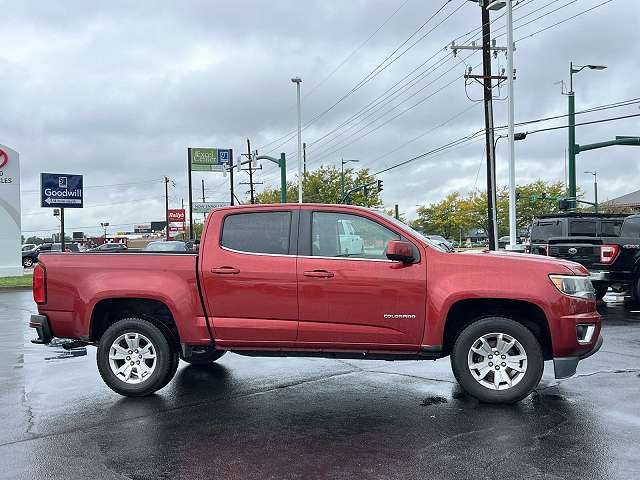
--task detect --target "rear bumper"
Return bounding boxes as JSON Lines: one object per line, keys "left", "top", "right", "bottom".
{"left": 553, "top": 334, "right": 603, "bottom": 379}
{"left": 588, "top": 269, "right": 634, "bottom": 284}
{"left": 29, "top": 314, "right": 53, "bottom": 344}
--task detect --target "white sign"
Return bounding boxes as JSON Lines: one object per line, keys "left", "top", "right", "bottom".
{"left": 193, "top": 201, "right": 230, "bottom": 213}
{"left": 0, "top": 144, "right": 22, "bottom": 277}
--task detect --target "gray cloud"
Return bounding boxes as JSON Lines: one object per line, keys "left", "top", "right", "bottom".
{"left": 1, "top": 0, "right": 638, "bottom": 236}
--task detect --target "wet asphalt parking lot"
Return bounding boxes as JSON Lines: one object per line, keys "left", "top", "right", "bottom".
{"left": 0, "top": 289, "right": 639, "bottom": 480}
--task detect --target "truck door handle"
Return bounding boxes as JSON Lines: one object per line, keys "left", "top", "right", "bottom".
{"left": 211, "top": 267, "right": 240, "bottom": 274}
{"left": 303, "top": 270, "right": 334, "bottom": 278}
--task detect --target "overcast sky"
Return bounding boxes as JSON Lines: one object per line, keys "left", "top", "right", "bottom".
{"left": 2, "top": 0, "right": 638, "bottom": 237}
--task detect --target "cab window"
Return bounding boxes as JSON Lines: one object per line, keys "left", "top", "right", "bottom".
{"left": 311, "top": 212, "right": 400, "bottom": 260}
{"left": 221, "top": 211, "right": 291, "bottom": 254}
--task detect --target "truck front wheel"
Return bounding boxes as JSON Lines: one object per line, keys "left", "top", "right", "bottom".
{"left": 450, "top": 317, "right": 544, "bottom": 404}
{"left": 97, "top": 318, "right": 177, "bottom": 397}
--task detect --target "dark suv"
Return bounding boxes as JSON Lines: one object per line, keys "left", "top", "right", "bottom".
{"left": 528, "top": 213, "right": 628, "bottom": 256}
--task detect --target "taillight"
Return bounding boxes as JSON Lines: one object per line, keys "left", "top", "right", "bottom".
{"left": 33, "top": 264, "right": 46, "bottom": 304}
{"left": 600, "top": 244, "right": 620, "bottom": 264}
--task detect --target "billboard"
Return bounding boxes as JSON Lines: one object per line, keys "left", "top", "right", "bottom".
{"left": 40, "top": 173, "right": 84, "bottom": 208}
{"left": 190, "top": 148, "right": 232, "bottom": 172}
{"left": 150, "top": 221, "right": 167, "bottom": 232}
{"left": 0, "top": 144, "right": 22, "bottom": 276}
{"left": 134, "top": 224, "right": 152, "bottom": 234}
{"left": 193, "top": 201, "right": 230, "bottom": 213}
{"left": 167, "top": 209, "right": 185, "bottom": 222}
{"left": 72, "top": 231, "right": 84, "bottom": 240}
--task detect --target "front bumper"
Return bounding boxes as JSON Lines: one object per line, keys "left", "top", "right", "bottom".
{"left": 29, "top": 314, "right": 53, "bottom": 344}
{"left": 553, "top": 334, "right": 603, "bottom": 379}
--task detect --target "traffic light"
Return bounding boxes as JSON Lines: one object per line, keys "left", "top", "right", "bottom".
{"left": 377, "top": 179, "right": 383, "bottom": 192}
{"left": 558, "top": 198, "right": 570, "bottom": 211}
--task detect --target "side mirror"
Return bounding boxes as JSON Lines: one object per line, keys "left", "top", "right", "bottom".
{"left": 386, "top": 240, "right": 415, "bottom": 263}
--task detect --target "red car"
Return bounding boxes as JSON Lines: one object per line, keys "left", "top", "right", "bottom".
{"left": 30, "top": 204, "right": 602, "bottom": 403}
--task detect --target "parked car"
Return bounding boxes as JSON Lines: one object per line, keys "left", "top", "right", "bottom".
{"left": 30, "top": 204, "right": 601, "bottom": 404}
{"left": 336, "top": 218, "right": 364, "bottom": 255}
{"left": 22, "top": 247, "right": 40, "bottom": 267}
{"left": 143, "top": 241, "right": 189, "bottom": 252}
{"left": 86, "top": 243, "right": 128, "bottom": 252}
{"left": 427, "top": 235, "right": 455, "bottom": 252}
{"left": 23, "top": 243, "right": 79, "bottom": 267}
{"left": 546, "top": 213, "right": 640, "bottom": 301}
{"left": 529, "top": 213, "right": 628, "bottom": 255}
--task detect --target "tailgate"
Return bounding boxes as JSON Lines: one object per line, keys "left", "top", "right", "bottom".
{"left": 547, "top": 237, "right": 601, "bottom": 269}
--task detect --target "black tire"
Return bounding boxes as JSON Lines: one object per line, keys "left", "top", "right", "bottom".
{"left": 450, "top": 316, "right": 544, "bottom": 404}
{"left": 22, "top": 257, "right": 33, "bottom": 268}
{"left": 180, "top": 348, "right": 226, "bottom": 365}
{"left": 632, "top": 277, "right": 640, "bottom": 306}
{"left": 97, "top": 318, "right": 177, "bottom": 397}
{"left": 594, "top": 283, "right": 609, "bottom": 301}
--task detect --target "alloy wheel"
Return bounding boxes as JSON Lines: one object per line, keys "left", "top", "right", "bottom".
{"left": 108, "top": 332, "right": 157, "bottom": 384}
{"left": 467, "top": 332, "right": 528, "bottom": 390}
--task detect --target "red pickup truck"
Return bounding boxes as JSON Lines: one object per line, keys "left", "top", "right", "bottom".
{"left": 30, "top": 204, "right": 602, "bottom": 403}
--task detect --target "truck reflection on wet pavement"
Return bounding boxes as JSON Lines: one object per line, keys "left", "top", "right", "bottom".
{"left": 0, "top": 290, "right": 638, "bottom": 480}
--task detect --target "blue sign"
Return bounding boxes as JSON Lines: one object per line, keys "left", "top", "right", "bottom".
{"left": 217, "top": 149, "right": 231, "bottom": 164}
{"left": 40, "top": 173, "right": 83, "bottom": 208}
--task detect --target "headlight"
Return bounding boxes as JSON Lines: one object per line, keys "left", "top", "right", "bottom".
{"left": 549, "top": 275, "right": 595, "bottom": 300}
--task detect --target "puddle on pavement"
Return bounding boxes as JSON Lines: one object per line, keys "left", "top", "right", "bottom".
{"left": 44, "top": 338, "right": 87, "bottom": 361}
{"left": 420, "top": 395, "right": 448, "bottom": 406}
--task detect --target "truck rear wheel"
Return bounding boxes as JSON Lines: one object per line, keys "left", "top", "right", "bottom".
{"left": 450, "top": 317, "right": 544, "bottom": 404}
{"left": 180, "top": 347, "right": 226, "bottom": 365}
{"left": 97, "top": 318, "right": 177, "bottom": 397}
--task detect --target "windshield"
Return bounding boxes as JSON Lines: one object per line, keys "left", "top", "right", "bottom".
{"left": 378, "top": 211, "right": 449, "bottom": 252}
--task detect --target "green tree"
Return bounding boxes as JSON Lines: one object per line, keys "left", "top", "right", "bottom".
{"left": 413, "top": 180, "right": 571, "bottom": 239}
{"left": 254, "top": 165, "right": 382, "bottom": 207}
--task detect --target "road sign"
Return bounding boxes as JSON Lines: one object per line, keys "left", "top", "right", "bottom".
{"left": 192, "top": 201, "right": 230, "bottom": 213}
{"left": 40, "top": 173, "right": 83, "bottom": 208}
{"left": 167, "top": 209, "right": 186, "bottom": 222}
{"left": 169, "top": 225, "right": 186, "bottom": 232}
{"left": 190, "top": 148, "right": 232, "bottom": 172}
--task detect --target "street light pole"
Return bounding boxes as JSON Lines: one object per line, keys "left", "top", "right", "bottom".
{"left": 256, "top": 153, "right": 287, "bottom": 203}
{"left": 585, "top": 170, "right": 598, "bottom": 213}
{"left": 291, "top": 77, "right": 303, "bottom": 204}
{"left": 567, "top": 62, "right": 606, "bottom": 209}
{"left": 505, "top": 0, "right": 519, "bottom": 250}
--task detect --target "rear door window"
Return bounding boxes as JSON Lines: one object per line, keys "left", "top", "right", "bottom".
{"left": 600, "top": 220, "right": 623, "bottom": 237}
{"left": 569, "top": 220, "right": 596, "bottom": 237}
{"left": 531, "top": 221, "right": 562, "bottom": 242}
{"left": 221, "top": 211, "right": 291, "bottom": 254}
{"left": 622, "top": 218, "right": 640, "bottom": 238}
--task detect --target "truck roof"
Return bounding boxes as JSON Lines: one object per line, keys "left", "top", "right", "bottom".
{"left": 534, "top": 212, "right": 630, "bottom": 220}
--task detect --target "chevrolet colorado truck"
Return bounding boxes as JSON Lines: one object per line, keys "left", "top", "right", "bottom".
{"left": 30, "top": 204, "right": 602, "bottom": 403}
{"left": 547, "top": 213, "right": 640, "bottom": 301}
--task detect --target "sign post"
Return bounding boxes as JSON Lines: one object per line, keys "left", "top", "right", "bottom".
{"left": 187, "top": 148, "right": 232, "bottom": 240}
{"left": 0, "top": 145, "right": 22, "bottom": 277}
{"left": 40, "top": 173, "right": 84, "bottom": 252}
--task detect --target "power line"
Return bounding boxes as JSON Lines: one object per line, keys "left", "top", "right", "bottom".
{"left": 524, "top": 112, "right": 640, "bottom": 135}
{"left": 259, "top": 0, "right": 464, "bottom": 154}
{"left": 303, "top": 0, "right": 411, "bottom": 99}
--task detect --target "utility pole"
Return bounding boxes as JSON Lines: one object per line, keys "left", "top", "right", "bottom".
{"left": 201, "top": 178, "right": 206, "bottom": 221}
{"left": 303, "top": 142, "right": 307, "bottom": 175}
{"left": 164, "top": 176, "right": 170, "bottom": 241}
{"left": 240, "top": 140, "right": 262, "bottom": 204}
{"left": 247, "top": 138, "right": 255, "bottom": 204}
{"left": 229, "top": 150, "right": 235, "bottom": 206}
{"left": 480, "top": 3, "right": 499, "bottom": 251}
{"left": 585, "top": 170, "right": 598, "bottom": 213}
{"left": 505, "top": 0, "right": 518, "bottom": 250}
{"left": 452, "top": 1, "right": 506, "bottom": 250}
